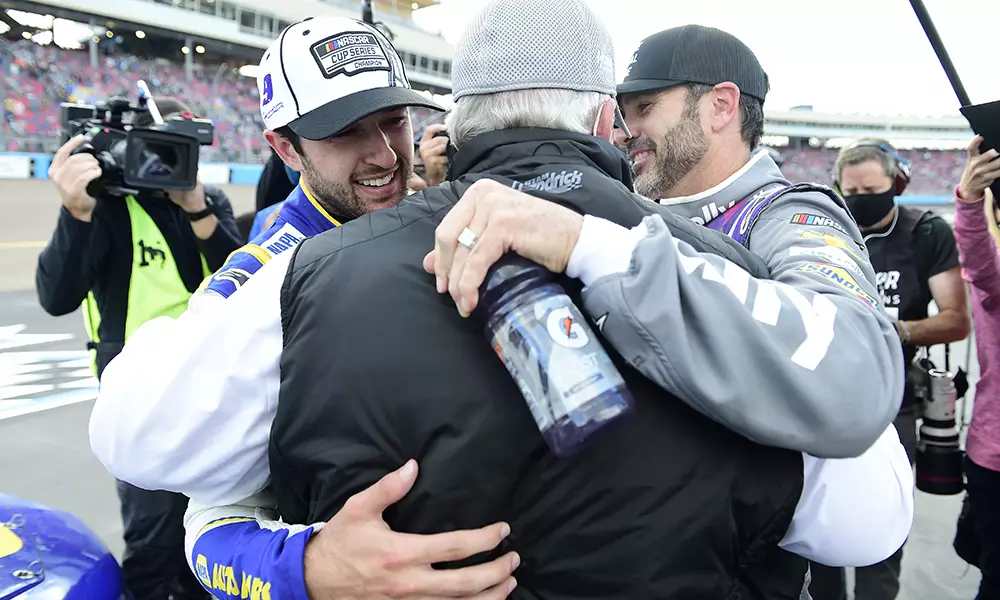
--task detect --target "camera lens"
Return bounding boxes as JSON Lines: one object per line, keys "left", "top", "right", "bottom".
{"left": 135, "top": 140, "right": 184, "bottom": 181}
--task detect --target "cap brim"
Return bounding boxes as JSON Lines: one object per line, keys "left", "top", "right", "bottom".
{"left": 288, "top": 87, "right": 445, "bottom": 141}
{"left": 613, "top": 103, "right": 631, "bottom": 140}
{"left": 616, "top": 78, "right": 687, "bottom": 97}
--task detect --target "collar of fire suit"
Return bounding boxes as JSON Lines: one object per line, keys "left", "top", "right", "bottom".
{"left": 298, "top": 181, "right": 344, "bottom": 227}
{"left": 448, "top": 128, "right": 635, "bottom": 190}
{"left": 655, "top": 149, "right": 790, "bottom": 225}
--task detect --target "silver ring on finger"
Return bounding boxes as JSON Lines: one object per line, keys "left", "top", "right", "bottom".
{"left": 457, "top": 227, "right": 479, "bottom": 250}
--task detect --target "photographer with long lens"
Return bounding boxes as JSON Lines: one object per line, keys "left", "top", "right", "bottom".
{"left": 36, "top": 96, "right": 241, "bottom": 600}
{"left": 809, "top": 138, "right": 972, "bottom": 600}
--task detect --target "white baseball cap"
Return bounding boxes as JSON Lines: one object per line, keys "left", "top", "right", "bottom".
{"left": 257, "top": 16, "right": 444, "bottom": 140}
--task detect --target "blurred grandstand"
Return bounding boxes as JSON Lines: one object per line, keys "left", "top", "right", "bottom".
{"left": 0, "top": 0, "right": 451, "bottom": 163}
{"left": 773, "top": 145, "right": 967, "bottom": 197}
{"left": 0, "top": 2, "right": 974, "bottom": 198}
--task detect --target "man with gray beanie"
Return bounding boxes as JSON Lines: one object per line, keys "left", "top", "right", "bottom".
{"left": 137, "top": 2, "right": 910, "bottom": 598}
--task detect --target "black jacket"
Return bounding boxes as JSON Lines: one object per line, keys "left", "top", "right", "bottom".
{"left": 271, "top": 129, "right": 807, "bottom": 599}
{"left": 36, "top": 187, "right": 241, "bottom": 378}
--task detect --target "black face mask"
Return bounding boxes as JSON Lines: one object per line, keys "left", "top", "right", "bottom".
{"left": 844, "top": 190, "right": 896, "bottom": 228}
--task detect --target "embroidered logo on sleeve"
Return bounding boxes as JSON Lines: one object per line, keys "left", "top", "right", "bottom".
{"left": 794, "top": 263, "right": 879, "bottom": 308}
{"left": 790, "top": 213, "right": 848, "bottom": 234}
{"left": 797, "top": 231, "right": 864, "bottom": 260}
{"left": 788, "top": 245, "right": 864, "bottom": 276}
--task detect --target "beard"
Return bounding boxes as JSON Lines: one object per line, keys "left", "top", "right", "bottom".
{"left": 630, "top": 110, "right": 708, "bottom": 199}
{"left": 300, "top": 154, "right": 413, "bottom": 220}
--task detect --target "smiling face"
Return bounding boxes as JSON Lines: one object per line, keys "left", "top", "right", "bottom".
{"left": 268, "top": 107, "right": 415, "bottom": 219}
{"left": 618, "top": 86, "right": 709, "bottom": 198}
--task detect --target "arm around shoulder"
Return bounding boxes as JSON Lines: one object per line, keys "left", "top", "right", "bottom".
{"left": 184, "top": 490, "right": 316, "bottom": 600}
{"left": 88, "top": 251, "right": 292, "bottom": 506}
{"left": 741, "top": 192, "right": 905, "bottom": 457}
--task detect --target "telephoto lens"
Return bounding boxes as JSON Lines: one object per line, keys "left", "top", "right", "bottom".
{"left": 915, "top": 368, "right": 964, "bottom": 495}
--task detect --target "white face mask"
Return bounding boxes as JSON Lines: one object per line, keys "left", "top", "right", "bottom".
{"left": 592, "top": 107, "right": 614, "bottom": 143}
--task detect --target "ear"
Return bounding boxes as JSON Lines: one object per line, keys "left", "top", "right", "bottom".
{"left": 264, "top": 130, "right": 304, "bottom": 172}
{"left": 707, "top": 82, "right": 741, "bottom": 135}
{"left": 592, "top": 99, "right": 617, "bottom": 143}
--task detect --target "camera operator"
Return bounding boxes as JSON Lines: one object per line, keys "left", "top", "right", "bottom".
{"left": 809, "top": 138, "right": 972, "bottom": 600}
{"left": 36, "top": 97, "right": 241, "bottom": 600}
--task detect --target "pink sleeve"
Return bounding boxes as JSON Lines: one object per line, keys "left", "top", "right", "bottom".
{"left": 953, "top": 186, "right": 1000, "bottom": 296}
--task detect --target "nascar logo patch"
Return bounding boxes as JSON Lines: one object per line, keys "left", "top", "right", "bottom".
{"left": 311, "top": 32, "right": 390, "bottom": 79}
{"left": 790, "top": 213, "right": 848, "bottom": 234}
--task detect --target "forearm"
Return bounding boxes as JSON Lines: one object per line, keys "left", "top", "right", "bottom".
{"left": 89, "top": 253, "right": 289, "bottom": 505}
{"left": 35, "top": 207, "right": 96, "bottom": 315}
{"left": 185, "top": 494, "right": 314, "bottom": 600}
{"left": 571, "top": 214, "right": 902, "bottom": 458}
{"left": 903, "top": 310, "right": 970, "bottom": 347}
{"left": 195, "top": 219, "right": 243, "bottom": 272}
{"left": 953, "top": 193, "right": 1000, "bottom": 293}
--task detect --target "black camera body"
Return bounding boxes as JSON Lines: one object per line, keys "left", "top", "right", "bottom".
{"left": 60, "top": 96, "right": 214, "bottom": 198}
{"left": 433, "top": 129, "right": 458, "bottom": 163}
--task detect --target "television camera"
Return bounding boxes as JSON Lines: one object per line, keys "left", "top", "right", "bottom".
{"left": 59, "top": 86, "right": 214, "bottom": 199}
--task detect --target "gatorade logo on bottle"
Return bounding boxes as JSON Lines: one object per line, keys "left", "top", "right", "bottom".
{"left": 546, "top": 307, "right": 589, "bottom": 349}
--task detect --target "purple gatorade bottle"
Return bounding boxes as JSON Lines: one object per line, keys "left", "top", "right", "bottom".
{"left": 475, "top": 254, "right": 635, "bottom": 457}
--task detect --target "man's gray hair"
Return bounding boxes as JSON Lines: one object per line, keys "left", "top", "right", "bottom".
{"left": 445, "top": 89, "right": 609, "bottom": 148}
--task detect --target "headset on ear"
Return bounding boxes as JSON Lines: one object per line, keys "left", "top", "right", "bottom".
{"left": 832, "top": 139, "right": 911, "bottom": 196}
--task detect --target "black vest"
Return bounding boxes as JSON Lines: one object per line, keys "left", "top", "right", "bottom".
{"left": 272, "top": 129, "right": 806, "bottom": 599}
{"left": 865, "top": 205, "right": 929, "bottom": 406}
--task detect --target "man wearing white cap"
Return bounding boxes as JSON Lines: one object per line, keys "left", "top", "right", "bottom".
{"left": 90, "top": 15, "right": 518, "bottom": 600}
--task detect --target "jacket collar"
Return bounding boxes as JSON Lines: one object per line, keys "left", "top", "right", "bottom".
{"left": 449, "top": 128, "right": 635, "bottom": 191}
{"left": 654, "top": 149, "right": 790, "bottom": 225}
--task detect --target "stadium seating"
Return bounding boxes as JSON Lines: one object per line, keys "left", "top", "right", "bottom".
{"left": 779, "top": 146, "right": 966, "bottom": 197}
{"left": 1, "top": 40, "right": 446, "bottom": 163}
{"left": 0, "top": 40, "right": 966, "bottom": 196}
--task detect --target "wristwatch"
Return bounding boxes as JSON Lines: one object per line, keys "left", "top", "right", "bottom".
{"left": 185, "top": 195, "right": 216, "bottom": 222}
{"left": 894, "top": 319, "right": 911, "bottom": 345}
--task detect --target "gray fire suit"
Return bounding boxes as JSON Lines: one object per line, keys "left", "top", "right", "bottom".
{"left": 576, "top": 150, "right": 903, "bottom": 458}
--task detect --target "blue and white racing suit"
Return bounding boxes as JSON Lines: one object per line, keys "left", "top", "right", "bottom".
{"left": 92, "top": 181, "right": 343, "bottom": 600}
{"left": 201, "top": 183, "right": 341, "bottom": 300}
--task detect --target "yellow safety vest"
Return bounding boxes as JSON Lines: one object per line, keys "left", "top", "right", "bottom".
{"left": 82, "top": 195, "right": 211, "bottom": 376}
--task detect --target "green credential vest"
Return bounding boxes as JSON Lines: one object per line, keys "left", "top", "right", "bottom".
{"left": 82, "top": 195, "right": 211, "bottom": 376}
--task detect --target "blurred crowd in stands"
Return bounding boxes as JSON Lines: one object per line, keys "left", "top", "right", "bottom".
{"left": 1, "top": 40, "right": 967, "bottom": 196}
{"left": 780, "top": 145, "right": 966, "bottom": 197}
{"left": 2, "top": 40, "right": 445, "bottom": 164}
